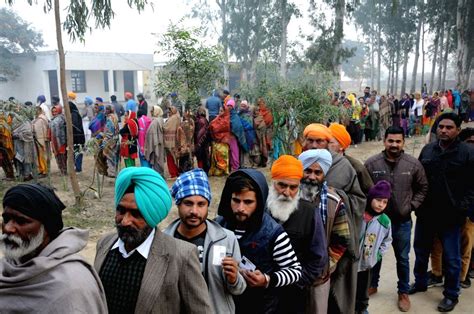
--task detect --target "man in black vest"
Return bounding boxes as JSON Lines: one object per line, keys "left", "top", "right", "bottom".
{"left": 267, "top": 155, "right": 327, "bottom": 313}
{"left": 216, "top": 169, "right": 302, "bottom": 313}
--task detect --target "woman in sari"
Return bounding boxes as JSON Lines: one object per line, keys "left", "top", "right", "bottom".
{"left": 209, "top": 104, "right": 231, "bottom": 176}
{"left": 177, "top": 110, "right": 195, "bottom": 173}
{"left": 253, "top": 97, "right": 273, "bottom": 167}
{"left": 138, "top": 111, "right": 152, "bottom": 167}
{"left": 119, "top": 110, "right": 139, "bottom": 167}
{"left": 194, "top": 106, "right": 210, "bottom": 173}
{"left": 32, "top": 106, "right": 49, "bottom": 177}
{"left": 238, "top": 100, "right": 258, "bottom": 167}
{"left": 102, "top": 105, "right": 119, "bottom": 177}
{"left": 0, "top": 112, "right": 14, "bottom": 179}
{"left": 145, "top": 106, "right": 165, "bottom": 176}
{"left": 50, "top": 105, "right": 67, "bottom": 175}
{"left": 89, "top": 103, "right": 107, "bottom": 175}
{"left": 163, "top": 106, "right": 180, "bottom": 178}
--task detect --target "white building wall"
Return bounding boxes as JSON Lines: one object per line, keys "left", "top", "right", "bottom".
{"left": 0, "top": 51, "right": 153, "bottom": 104}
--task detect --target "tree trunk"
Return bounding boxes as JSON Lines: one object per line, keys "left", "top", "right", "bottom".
{"left": 54, "top": 0, "right": 81, "bottom": 205}
{"left": 333, "top": 0, "right": 345, "bottom": 81}
{"left": 249, "top": 1, "right": 264, "bottom": 85}
{"left": 401, "top": 40, "right": 409, "bottom": 96}
{"left": 436, "top": 22, "right": 445, "bottom": 91}
{"left": 456, "top": 0, "right": 471, "bottom": 89}
{"left": 410, "top": 9, "right": 422, "bottom": 93}
{"left": 376, "top": 1, "right": 381, "bottom": 92}
{"left": 395, "top": 38, "right": 400, "bottom": 95}
{"left": 441, "top": 25, "right": 451, "bottom": 90}
{"left": 220, "top": 0, "right": 229, "bottom": 89}
{"left": 420, "top": 20, "right": 425, "bottom": 92}
{"left": 429, "top": 26, "right": 440, "bottom": 94}
{"left": 280, "top": 0, "right": 288, "bottom": 79}
{"left": 370, "top": 31, "right": 375, "bottom": 88}
{"left": 390, "top": 56, "right": 395, "bottom": 94}
{"left": 386, "top": 55, "right": 392, "bottom": 94}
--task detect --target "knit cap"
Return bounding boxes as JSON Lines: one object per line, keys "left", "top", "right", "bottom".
{"left": 368, "top": 180, "right": 392, "bottom": 202}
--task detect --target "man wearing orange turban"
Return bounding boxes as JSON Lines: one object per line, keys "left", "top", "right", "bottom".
{"left": 328, "top": 123, "right": 373, "bottom": 195}
{"left": 303, "top": 123, "right": 333, "bottom": 150}
{"left": 267, "top": 154, "right": 328, "bottom": 313}
{"left": 329, "top": 123, "right": 352, "bottom": 152}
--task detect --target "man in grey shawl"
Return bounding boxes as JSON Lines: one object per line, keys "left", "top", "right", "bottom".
{"left": 145, "top": 105, "right": 165, "bottom": 176}
{"left": 12, "top": 115, "right": 36, "bottom": 181}
{"left": 0, "top": 183, "right": 107, "bottom": 313}
{"left": 303, "top": 123, "right": 366, "bottom": 314}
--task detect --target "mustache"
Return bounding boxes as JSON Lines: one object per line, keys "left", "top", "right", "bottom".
{"left": 301, "top": 179, "right": 322, "bottom": 187}
{"left": 0, "top": 233, "right": 23, "bottom": 247}
{"left": 115, "top": 224, "right": 152, "bottom": 246}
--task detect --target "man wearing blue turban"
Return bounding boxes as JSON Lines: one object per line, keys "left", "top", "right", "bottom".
{"left": 94, "top": 167, "right": 211, "bottom": 313}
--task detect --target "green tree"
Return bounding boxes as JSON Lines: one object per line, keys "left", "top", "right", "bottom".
{"left": 6, "top": 0, "right": 149, "bottom": 206}
{"left": 154, "top": 24, "right": 223, "bottom": 109}
{"left": 0, "top": 8, "right": 44, "bottom": 81}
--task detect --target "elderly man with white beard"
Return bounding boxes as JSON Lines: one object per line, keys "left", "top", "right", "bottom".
{"left": 297, "top": 149, "right": 351, "bottom": 313}
{"left": 267, "top": 155, "right": 328, "bottom": 314}
{"left": 0, "top": 184, "right": 107, "bottom": 313}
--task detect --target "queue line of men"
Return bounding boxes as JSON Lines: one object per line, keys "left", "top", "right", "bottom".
{"left": 1, "top": 112, "right": 473, "bottom": 313}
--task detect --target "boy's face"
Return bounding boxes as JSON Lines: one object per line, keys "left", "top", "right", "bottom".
{"left": 371, "top": 198, "right": 388, "bottom": 214}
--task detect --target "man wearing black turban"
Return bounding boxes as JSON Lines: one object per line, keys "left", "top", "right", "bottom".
{"left": 0, "top": 183, "right": 107, "bottom": 312}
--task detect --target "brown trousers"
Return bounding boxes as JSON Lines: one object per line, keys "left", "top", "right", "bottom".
{"left": 431, "top": 218, "right": 474, "bottom": 281}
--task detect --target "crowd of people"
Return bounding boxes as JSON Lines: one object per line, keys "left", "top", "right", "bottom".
{"left": 1, "top": 100, "right": 473, "bottom": 313}
{"left": 331, "top": 86, "right": 474, "bottom": 145}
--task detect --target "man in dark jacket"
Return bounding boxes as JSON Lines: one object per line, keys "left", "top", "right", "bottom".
{"left": 111, "top": 95, "right": 125, "bottom": 122}
{"left": 216, "top": 169, "right": 302, "bottom": 313}
{"left": 267, "top": 155, "right": 327, "bottom": 313}
{"left": 137, "top": 93, "right": 148, "bottom": 117}
{"left": 364, "top": 126, "right": 428, "bottom": 312}
{"left": 67, "top": 92, "right": 86, "bottom": 172}
{"left": 410, "top": 112, "right": 474, "bottom": 312}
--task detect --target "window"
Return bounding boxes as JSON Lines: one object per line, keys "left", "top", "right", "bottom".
{"left": 103, "top": 71, "right": 109, "bottom": 92}
{"left": 71, "top": 70, "right": 86, "bottom": 92}
{"left": 103, "top": 71, "right": 117, "bottom": 92}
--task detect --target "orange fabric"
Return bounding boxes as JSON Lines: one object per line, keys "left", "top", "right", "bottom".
{"left": 329, "top": 123, "right": 351, "bottom": 149}
{"left": 303, "top": 123, "right": 333, "bottom": 141}
{"left": 271, "top": 155, "right": 304, "bottom": 180}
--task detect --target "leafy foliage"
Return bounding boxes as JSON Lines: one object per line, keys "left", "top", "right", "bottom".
{"left": 239, "top": 65, "right": 342, "bottom": 153}
{"left": 0, "top": 8, "right": 44, "bottom": 80}
{"left": 154, "top": 24, "right": 223, "bottom": 108}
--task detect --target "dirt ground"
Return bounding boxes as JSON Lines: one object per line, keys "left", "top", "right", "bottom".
{"left": 1, "top": 122, "right": 473, "bottom": 313}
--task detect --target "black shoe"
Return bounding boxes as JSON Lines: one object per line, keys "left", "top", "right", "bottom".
{"left": 427, "top": 271, "right": 444, "bottom": 287}
{"left": 469, "top": 268, "right": 474, "bottom": 279}
{"left": 408, "top": 284, "right": 427, "bottom": 295}
{"left": 437, "top": 297, "right": 458, "bottom": 312}
{"left": 461, "top": 277, "right": 471, "bottom": 289}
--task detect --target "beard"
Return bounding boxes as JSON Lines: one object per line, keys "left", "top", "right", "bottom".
{"left": 181, "top": 212, "right": 207, "bottom": 229}
{"left": 266, "top": 185, "right": 300, "bottom": 223}
{"left": 0, "top": 225, "right": 46, "bottom": 264}
{"left": 300, "top": 179, "right": 323, "bottom": 202}
{"left": 116, "top": 224, "right": 153, "bottom": 249}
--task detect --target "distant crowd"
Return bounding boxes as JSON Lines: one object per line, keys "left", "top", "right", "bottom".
{"left": 1, "top": 83, "right": 473, "bottom": 313}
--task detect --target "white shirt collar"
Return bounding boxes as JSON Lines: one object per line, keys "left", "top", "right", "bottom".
{"left": 111, "top": 228, "right": 155, "bottom": 259}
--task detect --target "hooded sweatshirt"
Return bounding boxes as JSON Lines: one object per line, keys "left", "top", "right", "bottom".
{"left": 216, "top": 169, "right": 301, "bottom": 314}
{"left": 0, "top": 228, "right": 108, "bottom": 313}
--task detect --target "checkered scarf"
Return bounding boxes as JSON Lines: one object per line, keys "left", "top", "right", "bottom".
{"left": 319, "top": 181, "right": 329, "bottom": 226}
{"left": 171, "top": 168, "right": 212, "bottom": 205}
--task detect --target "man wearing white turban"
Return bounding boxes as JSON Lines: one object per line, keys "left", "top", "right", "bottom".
{"left": 303, "top": 124, "right": 367, "bottom": 313}
{"left": 94, "top": 167, "right": 212, "bottom": 313}
{"left": 298, "top": 149, "right": 350, "bottom": 313}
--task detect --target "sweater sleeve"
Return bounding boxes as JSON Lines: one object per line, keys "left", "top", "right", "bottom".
{"left": 225, "top": 236, "right": 247, "bottom": 295}
{"left": 377, "top": 224, "right": 393, "bottom": 262}
{"left": 268, "top": 232, "right": 302, "bottom": 288}
{"left": 328, "top": 202, "right": 350, "bottom": 273}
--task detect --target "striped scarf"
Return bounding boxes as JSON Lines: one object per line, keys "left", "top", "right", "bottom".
{"left": 319, "top": 181, "right": 329, "bottom": 226}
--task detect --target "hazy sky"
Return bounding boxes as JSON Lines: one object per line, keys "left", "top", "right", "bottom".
{"left": 2, "top": 0, "right": 359, "bottom": 61}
